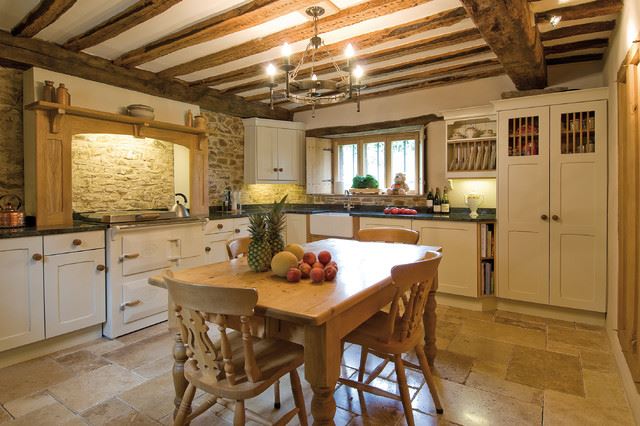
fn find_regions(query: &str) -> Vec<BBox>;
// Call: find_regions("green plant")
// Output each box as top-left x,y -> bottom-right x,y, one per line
352,174 -> 379,189
267,195 -> 287,257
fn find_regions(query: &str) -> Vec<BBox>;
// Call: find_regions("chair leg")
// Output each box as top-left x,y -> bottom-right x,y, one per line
394,354 -> 415,426
290,369 -> 308,426
416,345 -> 443,414
358,346 -> 368,382
234,400 -> 245,425
174,383 -> 196,426
274,380 -> 281,409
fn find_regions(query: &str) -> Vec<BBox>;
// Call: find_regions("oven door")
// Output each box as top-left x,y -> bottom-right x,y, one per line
121,230 -> 177,276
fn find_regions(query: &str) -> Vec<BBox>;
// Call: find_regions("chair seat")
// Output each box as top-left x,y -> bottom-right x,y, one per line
345,311 -> 424,354
185,330 -> 304,401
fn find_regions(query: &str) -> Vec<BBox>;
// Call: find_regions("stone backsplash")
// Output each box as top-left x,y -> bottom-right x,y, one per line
0,67 -> 24,203
72,134 -> 174,212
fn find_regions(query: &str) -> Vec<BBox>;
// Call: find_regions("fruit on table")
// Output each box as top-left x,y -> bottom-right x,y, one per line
247,213 -> 271,272
383,207 -> 417,215
299,262 -> 311,278
286,267 -> 302,283
284,243 -> 304,261
312,262 -> 324,270
326,261 -> 338,271
324,266 -> 337,281
303,252 -> 317,266
318,250 -> 332,265
310,267 -> 325,283
271,251 -> 298,277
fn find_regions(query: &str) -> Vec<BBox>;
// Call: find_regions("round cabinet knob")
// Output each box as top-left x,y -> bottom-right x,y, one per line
205,246 -> 211,253
96,264 -> 106,272
273,168 -> 278,172
552,215 -> 560,221
541,214 -> 548,220
217,224 -> 223,229
32,253 -> 43,261
235,228 -> 240,233
279,168 -> 283,172
72,239 -> 82,246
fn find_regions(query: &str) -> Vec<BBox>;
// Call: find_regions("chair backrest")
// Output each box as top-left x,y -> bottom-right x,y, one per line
380,251 -> 442,343
163,271 -> 263,385
227,236 -> 251,259
357,227 -> 420,244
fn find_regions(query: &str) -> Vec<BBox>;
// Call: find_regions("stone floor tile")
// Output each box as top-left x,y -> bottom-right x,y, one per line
447,334 -> 514,366
494,310 -> 546,325
441,307 -> 495,325
383,358 -> 426,389
341,345 -> 392,377
6,401 -> 84,426
546,339 -> 581,356
117,322 -> 170,345
582,369 -> 630,409
118,374 -> 175,421
51,338 -> 125,359
494,315 -> 547,332
460,320 -> 546,350
506,346 -> 584,397
547,326 -> 610,352
543,389 -> 634,426
580,348 -> 617,374
0,356 -> 73,403
0,406 -> 11,423
436,320 -> 461,343
82,398 -> 159,425
575,322 -> 605,332
48,364 -> 145,413
3,391 -> 57,418
104,332 -> 173,370
471,359 -> 508,379
465,371 -> 543,405
54,350 -> 111,375
131,354 -> 174,380
334,381 -> 404,423
429,350 -> 473,384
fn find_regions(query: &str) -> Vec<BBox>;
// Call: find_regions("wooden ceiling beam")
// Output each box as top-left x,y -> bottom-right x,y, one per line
459,0 -> 546,90
535,0 -> 623,24
543,38 -> 608,55
305,114 -> 442,138
157,0 -> 437,79
540,20 -> 615,42
114,0 -> 309,67
546,53 -> 603,65
190,7 -> 470,88
0,30 -> 291,120
11,0 -> 77,37
226,27 -> 482,96
63,0 -> 182,51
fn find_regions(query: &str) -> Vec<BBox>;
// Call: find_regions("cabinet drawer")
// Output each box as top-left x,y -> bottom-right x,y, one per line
44,231 -> 105,255
359,217 -> 413,229
204,219 -> 234,235
121,278 -> 167,324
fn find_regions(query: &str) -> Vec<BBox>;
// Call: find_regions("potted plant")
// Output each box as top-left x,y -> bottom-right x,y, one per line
350,174 -> 380,194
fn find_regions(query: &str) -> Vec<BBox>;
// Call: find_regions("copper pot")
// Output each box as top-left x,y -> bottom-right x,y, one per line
0,194 -> 25,228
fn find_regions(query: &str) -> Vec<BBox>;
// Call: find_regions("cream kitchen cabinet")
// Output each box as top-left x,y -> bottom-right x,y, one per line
359,216 -> 413,230
203,218 -> 249,264
285,214 -> 308,245
243,118 -> 305,184
0,237 -> 44,352
306,137 -> 333,194
495,89 -> 608,312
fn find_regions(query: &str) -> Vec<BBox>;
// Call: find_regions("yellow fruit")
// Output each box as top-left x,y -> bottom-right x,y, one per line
284,243 -> 305,261
271,251 -> 299,277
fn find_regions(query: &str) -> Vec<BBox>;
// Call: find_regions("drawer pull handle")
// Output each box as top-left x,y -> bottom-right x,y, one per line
235,228 -> 240,233
120,299 -> 142,311
32,253 -> 43,261
96,264 -> 106,272
72,239 -> 82,246
119,253 -> 140,261
217,224 -> 223,229
205,246 -> 211,252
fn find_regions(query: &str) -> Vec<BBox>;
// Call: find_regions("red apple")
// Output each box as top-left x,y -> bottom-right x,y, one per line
318,250 -> 332,266
286,268 -> 301,283
310,267 -> 325,283
383,207 -> 391,214
299,262 -> 311,278
324,266 -> 337,281
303,252 -> 317,266
391,208 -> 399,215
326,261 -> 338,270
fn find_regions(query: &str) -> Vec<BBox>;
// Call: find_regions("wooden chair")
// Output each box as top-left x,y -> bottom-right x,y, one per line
164,271 -> 308,426
338,252 -> 443,425
357,227 -> 420,244
227,236 -> 251,259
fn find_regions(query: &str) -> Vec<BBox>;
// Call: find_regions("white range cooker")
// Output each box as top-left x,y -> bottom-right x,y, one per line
79,211 -> 205,338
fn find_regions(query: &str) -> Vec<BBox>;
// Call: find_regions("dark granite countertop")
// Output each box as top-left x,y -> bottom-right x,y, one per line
349,210 -> 496,222
0,222 -> 108,239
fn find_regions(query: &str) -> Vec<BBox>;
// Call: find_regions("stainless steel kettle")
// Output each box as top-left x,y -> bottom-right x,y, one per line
171,193 -> 190,217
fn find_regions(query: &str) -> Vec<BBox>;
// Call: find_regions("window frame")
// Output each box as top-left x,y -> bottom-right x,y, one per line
332,131 -> 422,195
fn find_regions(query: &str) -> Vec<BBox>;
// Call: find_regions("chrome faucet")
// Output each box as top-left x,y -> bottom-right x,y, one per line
344,189 -> 352,212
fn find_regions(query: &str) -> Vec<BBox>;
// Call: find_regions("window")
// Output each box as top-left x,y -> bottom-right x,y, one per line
333,132 -> 421,194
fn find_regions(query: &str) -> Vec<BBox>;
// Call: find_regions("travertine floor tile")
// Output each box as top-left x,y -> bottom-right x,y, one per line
0,406 -> 11,423
465,371 -> 543,405
334,381 -> 404,422
582,370 -> 630,409
81,398 -> 158,425
430,350 -> 473,384
132,354 -> 174,379
54,350 -> 111,375
0,357 -> 73,403
436,320 -> 461,343
494,315 -> 547,331
506,346 -> 584,397
547,326 -> 609,352
117,323 -> 169,345
471,359 -> 508,379
441,307 -> 494,325
460,320 -> 546,350
48,364 -> 145,412
51,338 -> 125,359
104,332 -> 173,370
3,391 -> 57,418
447,334 -> 514,366
579,348 -> 617,374
5,401 -> 84,425
119,374 -> 175,421
543,389 -> 634,426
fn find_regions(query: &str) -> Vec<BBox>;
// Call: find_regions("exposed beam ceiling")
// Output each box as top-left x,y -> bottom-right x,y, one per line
459,0 -> 547,90
305,114 -> 442,138
540,20 -> 616,42
546,53 -> 604,65
534,0 -> 623,24
63,0 -> 183,52
11,0 -> 77,37
544,38 -> 609,55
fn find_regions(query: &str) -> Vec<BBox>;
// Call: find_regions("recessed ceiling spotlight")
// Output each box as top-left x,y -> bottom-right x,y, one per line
549,15 -> 562,28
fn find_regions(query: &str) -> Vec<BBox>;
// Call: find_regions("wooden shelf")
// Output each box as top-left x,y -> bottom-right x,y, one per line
447,136 -> 496,143
447,170 -> 496,179
25,101 -> 208,136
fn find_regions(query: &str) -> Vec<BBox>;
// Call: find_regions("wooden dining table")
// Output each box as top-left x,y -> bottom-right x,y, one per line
149,238 -> 441,425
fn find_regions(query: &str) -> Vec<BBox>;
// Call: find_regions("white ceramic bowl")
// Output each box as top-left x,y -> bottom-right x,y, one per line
127,104 -> 155,119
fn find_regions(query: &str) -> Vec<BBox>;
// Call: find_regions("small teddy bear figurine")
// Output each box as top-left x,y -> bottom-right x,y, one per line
387,172 -> 409,195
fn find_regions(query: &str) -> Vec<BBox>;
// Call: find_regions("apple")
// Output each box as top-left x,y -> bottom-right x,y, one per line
318,250 -> 332,265
391,208 -> 399,215
303,252 -> 317,266
312,262 -> 324,270
286,268 -> 301,282
383,207 -> 391,214
310,267 -> 325,283
324,266 -> 337,281
299,262 -> 311,278
326,261 -> 338,270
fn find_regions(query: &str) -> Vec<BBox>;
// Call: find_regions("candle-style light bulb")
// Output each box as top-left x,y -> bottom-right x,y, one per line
282,42 -> 292,66
311,73 -> 318,81
344,43 -> 355,68
353,65 -> 364,85
266,63 -> 276,83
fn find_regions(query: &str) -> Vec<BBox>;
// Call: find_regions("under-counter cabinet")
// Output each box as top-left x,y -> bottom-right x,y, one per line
0,237 -> 44,352
204,218 -> 249,263
495,89 -> 607,312
243,118 -> 305,184
285,214 -> 308,245
359,217 -> 413,230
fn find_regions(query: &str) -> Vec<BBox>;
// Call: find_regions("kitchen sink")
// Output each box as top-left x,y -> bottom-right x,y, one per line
309,212 -> 353,238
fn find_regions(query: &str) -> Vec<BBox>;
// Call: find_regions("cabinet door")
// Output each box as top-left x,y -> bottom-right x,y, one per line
359,217 -> 412,230
277,128 -> 301,182
285,214 -> 307,245
45,249 -> 106,338
256,126 -> 279,181
549,101 -> 607,311
497,107 -> 550,304
413,221 -> 477,297
306,137 -> 333,194
0,237 -> 44,351
204,235 -> 233,264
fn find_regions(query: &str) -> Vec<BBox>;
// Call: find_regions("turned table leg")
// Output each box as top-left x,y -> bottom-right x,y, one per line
173,331 -> 189,418
423,272 -> 438,367
305,322 -> 341,425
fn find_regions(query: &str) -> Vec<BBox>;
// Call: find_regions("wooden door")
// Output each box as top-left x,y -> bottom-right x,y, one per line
256,126 -> 279,181
306,137 -> 333,194
497,107 -> 550,304
0,237 -> 44,351
549,101 -> 607,312
277,128 -> 300,182
44,249 -> 106,338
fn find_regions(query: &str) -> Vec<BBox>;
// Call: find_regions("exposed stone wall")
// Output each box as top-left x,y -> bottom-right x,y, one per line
0,68 -> 24,203
72,134 -> 174,212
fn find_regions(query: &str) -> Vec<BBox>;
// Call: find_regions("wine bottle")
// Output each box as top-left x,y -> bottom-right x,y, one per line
426,188 -> 434,213
441,188 -> 450,214
433,187 -> 441,214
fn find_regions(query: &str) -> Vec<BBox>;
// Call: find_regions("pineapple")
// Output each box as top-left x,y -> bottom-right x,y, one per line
247,213 -> 271,272
267,195 -> 287,257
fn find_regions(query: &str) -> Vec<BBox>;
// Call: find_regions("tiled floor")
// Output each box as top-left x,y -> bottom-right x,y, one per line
0,306 -> 635,425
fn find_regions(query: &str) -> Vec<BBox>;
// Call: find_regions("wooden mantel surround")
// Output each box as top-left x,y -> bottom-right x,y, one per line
24,101 -> 209,227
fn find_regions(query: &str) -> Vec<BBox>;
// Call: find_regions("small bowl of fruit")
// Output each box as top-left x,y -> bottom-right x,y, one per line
383,206 -> 418,215
271,244 -> 338,284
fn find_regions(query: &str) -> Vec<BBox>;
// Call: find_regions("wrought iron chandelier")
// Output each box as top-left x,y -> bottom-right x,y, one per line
266,6 -> 365,115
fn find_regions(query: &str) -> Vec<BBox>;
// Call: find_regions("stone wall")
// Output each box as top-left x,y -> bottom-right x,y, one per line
72,134 -> 174,212
0,68 -> 24,203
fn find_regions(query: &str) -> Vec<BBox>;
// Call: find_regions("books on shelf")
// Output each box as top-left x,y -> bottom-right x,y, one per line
481,261 -> 494,296
480,223 -> 495,258
480,222 -> 495,296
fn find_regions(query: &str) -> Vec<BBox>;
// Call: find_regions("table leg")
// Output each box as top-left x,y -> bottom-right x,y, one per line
423,273 -> 438,366
304,322 -> 341,426
173,331 -> 189,418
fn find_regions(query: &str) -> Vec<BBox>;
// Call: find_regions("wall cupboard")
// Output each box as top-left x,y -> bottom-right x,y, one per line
495,89 -> 608,312
306,137 -> 333,194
